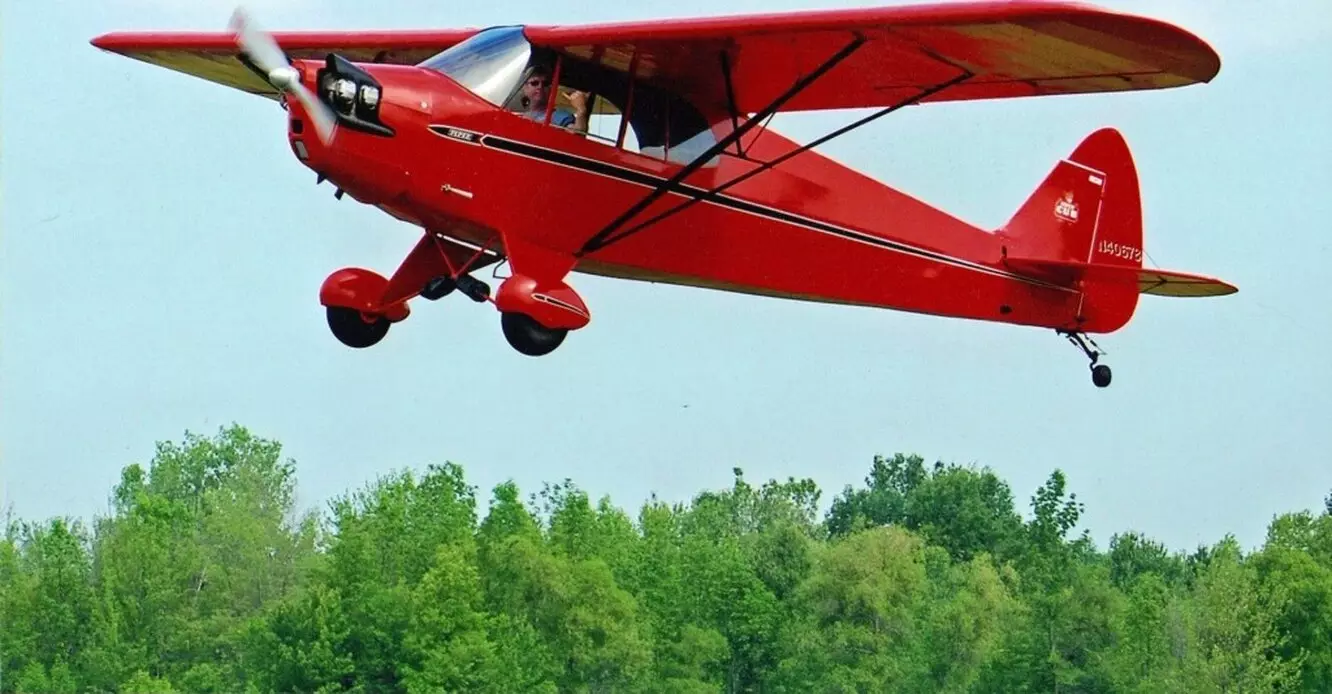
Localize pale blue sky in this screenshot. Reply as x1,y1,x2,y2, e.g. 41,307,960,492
3,0,1329,553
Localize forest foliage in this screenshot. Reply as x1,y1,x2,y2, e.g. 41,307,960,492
3,424,1330,693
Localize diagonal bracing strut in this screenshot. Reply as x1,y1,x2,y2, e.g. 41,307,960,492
579,69,973,254
576,35,867,257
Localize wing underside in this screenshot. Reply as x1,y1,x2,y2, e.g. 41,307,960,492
90,29,478,98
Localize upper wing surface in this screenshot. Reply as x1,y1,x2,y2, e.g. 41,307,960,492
91,1,1219,111
523,1,1220,112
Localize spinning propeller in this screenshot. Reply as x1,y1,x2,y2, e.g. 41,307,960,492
229,7,337,144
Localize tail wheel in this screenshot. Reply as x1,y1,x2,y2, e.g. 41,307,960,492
327,306,390,348
501,311,566,356
1059,329,1113,389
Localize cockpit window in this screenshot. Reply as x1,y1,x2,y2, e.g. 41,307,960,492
417,26,532,107
420,26,721,168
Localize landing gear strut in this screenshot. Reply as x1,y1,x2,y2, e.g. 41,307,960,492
1059,329,1112,388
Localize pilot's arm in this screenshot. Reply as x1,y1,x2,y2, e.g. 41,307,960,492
567,91,590,133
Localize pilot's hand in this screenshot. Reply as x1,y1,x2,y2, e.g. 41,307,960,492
568,90,589,114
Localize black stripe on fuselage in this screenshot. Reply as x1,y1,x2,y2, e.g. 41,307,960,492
467,131,1073,293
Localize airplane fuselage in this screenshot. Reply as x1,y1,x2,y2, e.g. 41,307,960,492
291,59,1091,337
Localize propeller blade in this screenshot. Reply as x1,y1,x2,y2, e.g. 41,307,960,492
228,6,338,145
290,83,338,145
228,8,287,75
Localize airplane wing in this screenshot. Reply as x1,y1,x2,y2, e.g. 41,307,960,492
524,0,1221,113
90,28,479,99
91,2,1218,112
1002,257,1238,297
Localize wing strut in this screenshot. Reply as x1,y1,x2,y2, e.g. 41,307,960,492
578,69,973,254
576,35,866,257
720,51,744,158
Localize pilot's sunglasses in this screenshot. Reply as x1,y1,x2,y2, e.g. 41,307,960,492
527,78,548,87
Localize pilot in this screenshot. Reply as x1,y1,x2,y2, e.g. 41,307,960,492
518,65,589,132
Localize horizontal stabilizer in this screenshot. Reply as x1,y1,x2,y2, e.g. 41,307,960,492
1003,257,1237,297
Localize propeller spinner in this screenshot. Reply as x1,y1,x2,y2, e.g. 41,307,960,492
229,7,337,145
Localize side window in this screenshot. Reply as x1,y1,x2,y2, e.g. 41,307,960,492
552,52,717,167
558,90,640,154
548,57,638,152
628,84,718,167
582,94,640,153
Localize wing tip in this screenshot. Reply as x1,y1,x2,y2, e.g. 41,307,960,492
1010,1,1222,86
89,33,116,51
1093,5,1223,85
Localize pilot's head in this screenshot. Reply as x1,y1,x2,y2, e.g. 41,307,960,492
522,66,553,109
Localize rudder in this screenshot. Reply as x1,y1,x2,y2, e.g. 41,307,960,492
998,128,1143,333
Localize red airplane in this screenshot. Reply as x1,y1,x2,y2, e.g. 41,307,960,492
91,1,1236,388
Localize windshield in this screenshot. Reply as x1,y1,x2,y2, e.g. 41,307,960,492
417,26,532,107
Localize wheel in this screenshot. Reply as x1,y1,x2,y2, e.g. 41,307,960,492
501,311,567,356
1091,363,1112,388
326,306,390,348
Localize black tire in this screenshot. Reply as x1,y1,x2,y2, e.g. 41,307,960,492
1091,364,1112,388
327,306,390,348
501,311,567,356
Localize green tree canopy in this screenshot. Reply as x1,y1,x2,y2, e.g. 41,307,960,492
1,425,1325,693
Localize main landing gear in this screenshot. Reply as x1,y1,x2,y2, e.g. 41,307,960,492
317,232,589,357
1059,329,1112,388
423,272,569,355
321,266,576,356
422,274,567,355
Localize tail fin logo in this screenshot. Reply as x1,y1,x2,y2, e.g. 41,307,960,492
1054,191,1080,223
